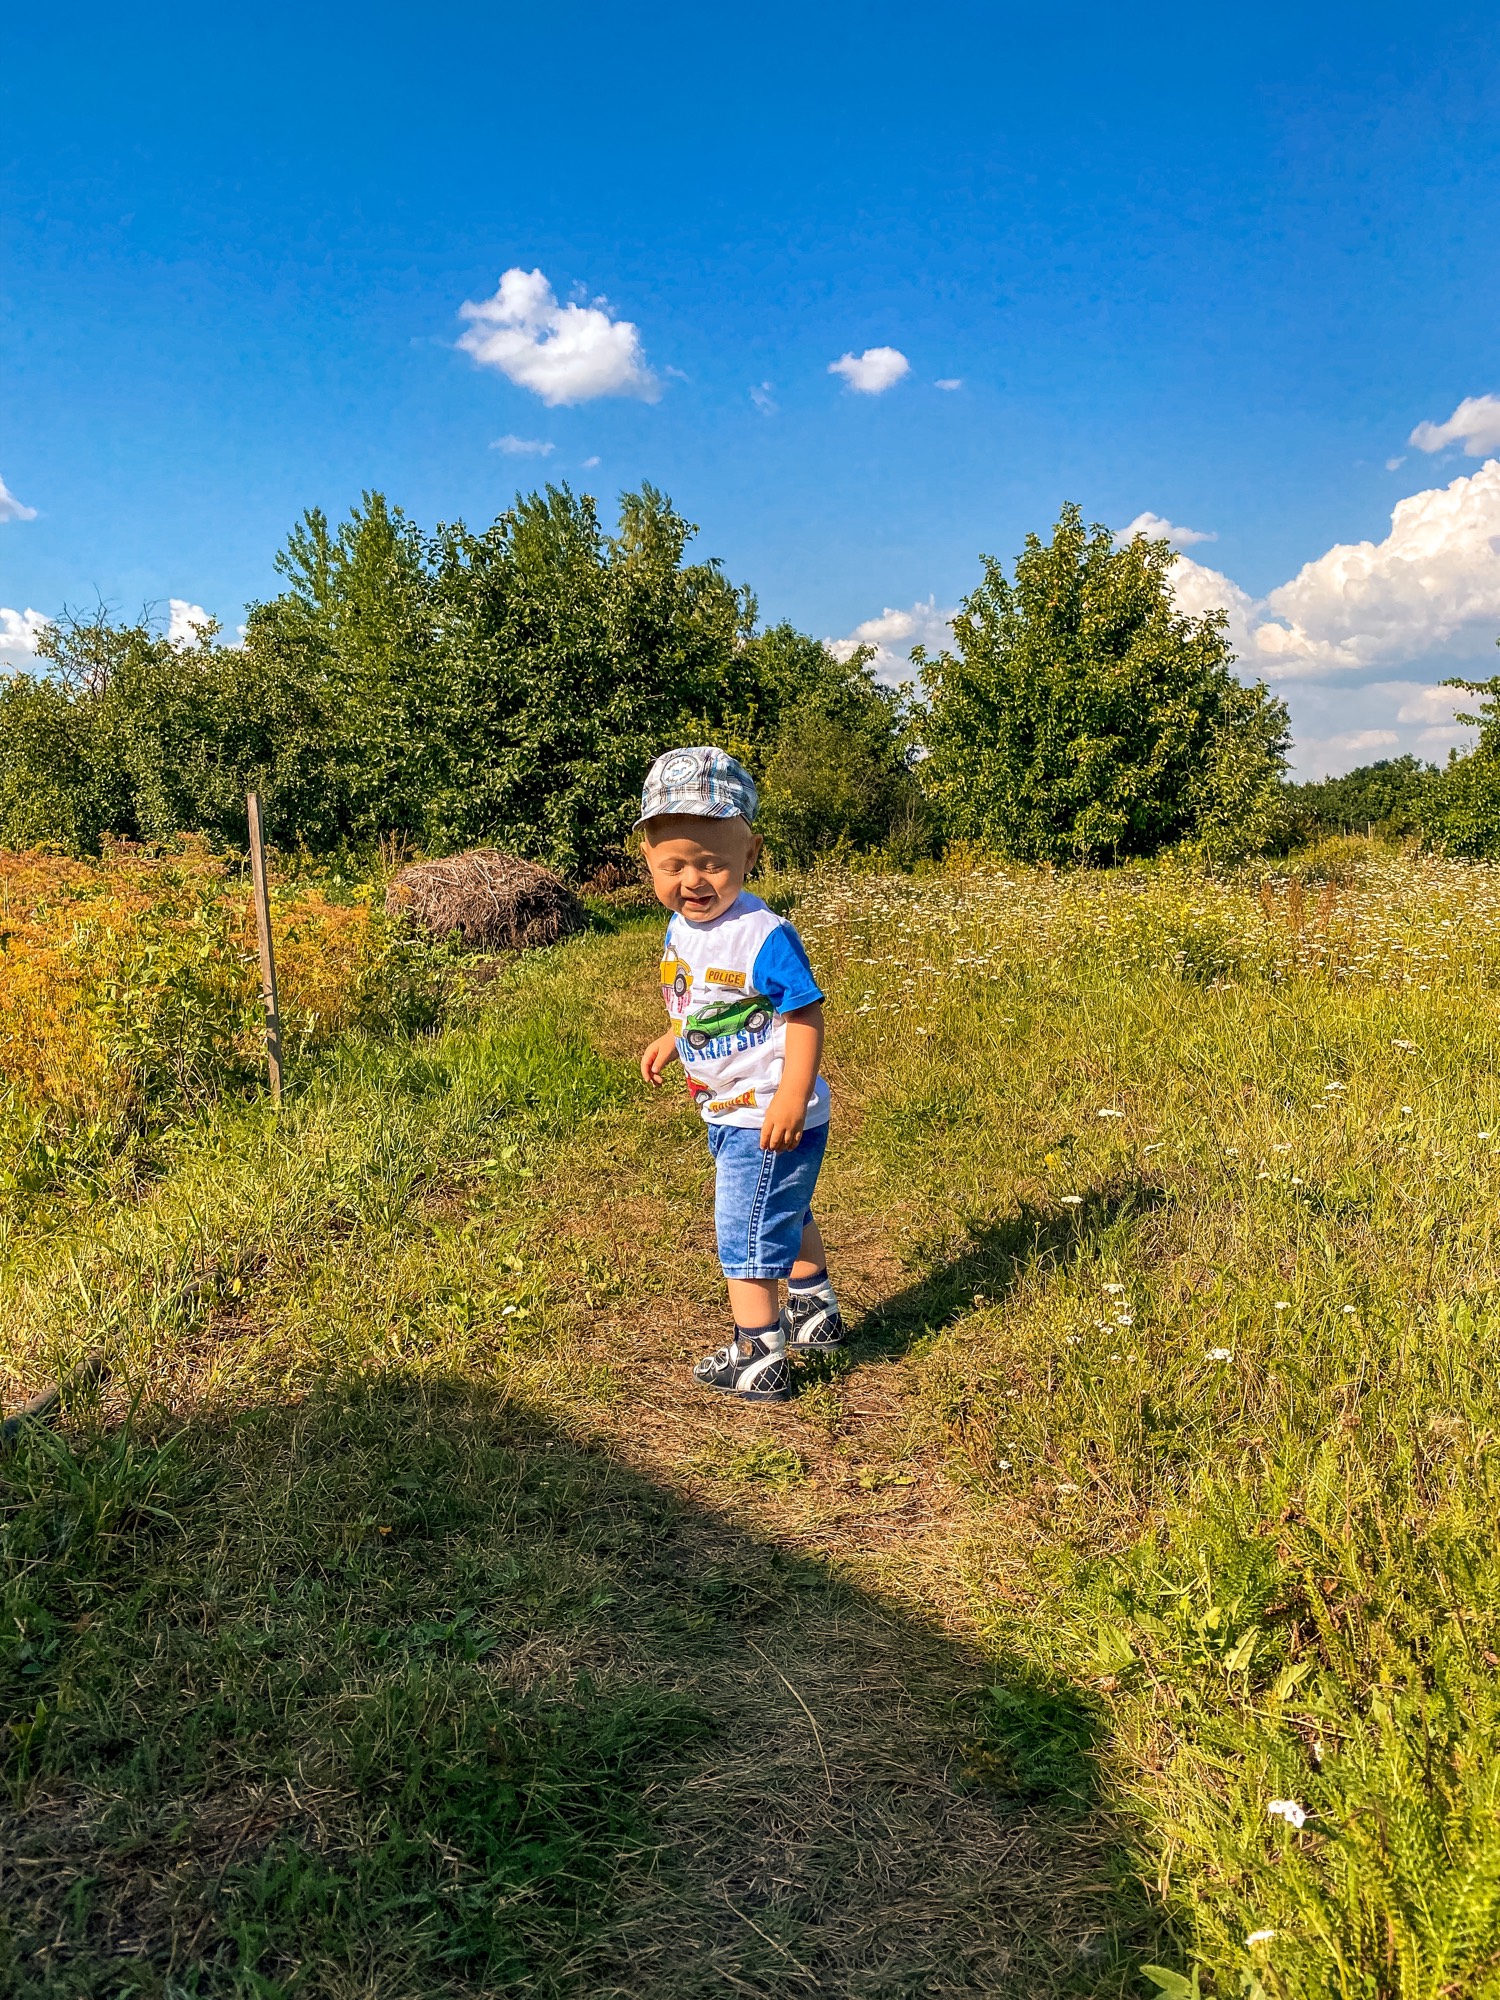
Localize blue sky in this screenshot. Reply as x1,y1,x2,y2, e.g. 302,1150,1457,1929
4,0,1500,773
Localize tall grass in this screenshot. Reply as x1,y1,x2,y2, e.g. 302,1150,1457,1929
797,849,1500,1997
0,844,453,1194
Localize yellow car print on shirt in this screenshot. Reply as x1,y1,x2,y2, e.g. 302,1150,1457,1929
660,953,692,1014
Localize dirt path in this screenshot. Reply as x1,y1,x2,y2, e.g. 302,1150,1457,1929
490,1088,1149,1997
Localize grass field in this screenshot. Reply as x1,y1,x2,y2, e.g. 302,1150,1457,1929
4,844,1500,1997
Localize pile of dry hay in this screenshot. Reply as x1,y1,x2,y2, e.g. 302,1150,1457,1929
385,849,586,951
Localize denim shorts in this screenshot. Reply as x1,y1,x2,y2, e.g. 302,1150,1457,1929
709,1121,829,1281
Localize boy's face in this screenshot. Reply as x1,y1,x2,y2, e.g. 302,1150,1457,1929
642,814,763,923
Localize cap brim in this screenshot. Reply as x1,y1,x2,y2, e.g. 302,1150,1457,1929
633,802,747,829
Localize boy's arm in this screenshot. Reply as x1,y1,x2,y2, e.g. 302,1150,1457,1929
760,1002,823,1152
641,1030,680,1085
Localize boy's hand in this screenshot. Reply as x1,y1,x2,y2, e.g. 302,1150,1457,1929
640,1031,680,1086
760,1086,806,1152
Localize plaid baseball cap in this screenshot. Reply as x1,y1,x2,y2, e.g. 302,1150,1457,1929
634,745,758,829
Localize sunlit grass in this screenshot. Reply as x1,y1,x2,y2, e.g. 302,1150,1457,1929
805,847,1500,1998
4,842,1500,1995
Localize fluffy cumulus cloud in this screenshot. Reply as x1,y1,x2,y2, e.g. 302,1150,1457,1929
1395,682,1470,727
829,346,910,395
0,606,50,666
1410,393,1500,458
457,269,659,408
1168,551,1263,661
827,597,955,683
1278,681,1471,779
1128,460,1500,775
1209,462,1500,676
0,473,37,524
491,434,555,456
168,599,212,646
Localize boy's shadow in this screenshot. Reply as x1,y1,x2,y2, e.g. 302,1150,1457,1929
848,1180,1169,1358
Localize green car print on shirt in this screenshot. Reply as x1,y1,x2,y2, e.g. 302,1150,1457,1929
682,995,773,1052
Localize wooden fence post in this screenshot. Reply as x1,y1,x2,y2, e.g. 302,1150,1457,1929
246,792,284,1103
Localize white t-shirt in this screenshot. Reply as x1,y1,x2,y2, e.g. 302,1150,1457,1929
661,893,830,1129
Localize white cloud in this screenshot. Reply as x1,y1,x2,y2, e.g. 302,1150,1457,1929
934,378,963,392
491,434,555,456
1168,552,1261,660
1119,511,1217,549
1163,461,1500,679
1386,456,1406,472
0,606,50,665
750,381,777,415
828,596,955,683
829,346,910,395
1410,393,1500,457
581,455,601,469
0,474,37,523
168,599,212,646
457,268,659,408
1328,728,1399,756
1252,461,1500,673
1280,679,1471,778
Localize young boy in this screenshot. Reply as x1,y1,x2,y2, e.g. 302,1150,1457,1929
637,745,842,1401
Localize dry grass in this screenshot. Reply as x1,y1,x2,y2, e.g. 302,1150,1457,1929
0,843,438,1189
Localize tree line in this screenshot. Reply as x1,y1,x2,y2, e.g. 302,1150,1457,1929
4,484,1496,871
1280,698,1500,857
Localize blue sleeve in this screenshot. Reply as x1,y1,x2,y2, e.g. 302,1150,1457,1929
751,923,824,1015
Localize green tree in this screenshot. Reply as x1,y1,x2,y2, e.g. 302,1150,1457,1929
1,486,932,869
0,612,152,852
0,671,108,851
0,600,349,857
1419,661,1500,858
918,505,1290,863
415,485,749,872
239,492,436,849
741,627,929,865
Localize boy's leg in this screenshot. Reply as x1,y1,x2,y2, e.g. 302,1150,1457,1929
726,1276,780,1327
693,1127,793,1402
791,1215,827,1282
782,1207,843,1351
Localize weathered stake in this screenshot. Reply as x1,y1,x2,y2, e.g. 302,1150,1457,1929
246,791,284,1103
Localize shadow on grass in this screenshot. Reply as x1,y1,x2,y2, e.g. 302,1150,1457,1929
850,1180,1169,1359
0,1374,1166,1999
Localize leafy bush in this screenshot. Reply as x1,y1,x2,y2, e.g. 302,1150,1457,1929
752,629,930,865
1420,669,1500,859
757,710,921,864
918,504,1290,864
0,653,129,854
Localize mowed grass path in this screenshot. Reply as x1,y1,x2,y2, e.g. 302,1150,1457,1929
5,850,1500,1997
